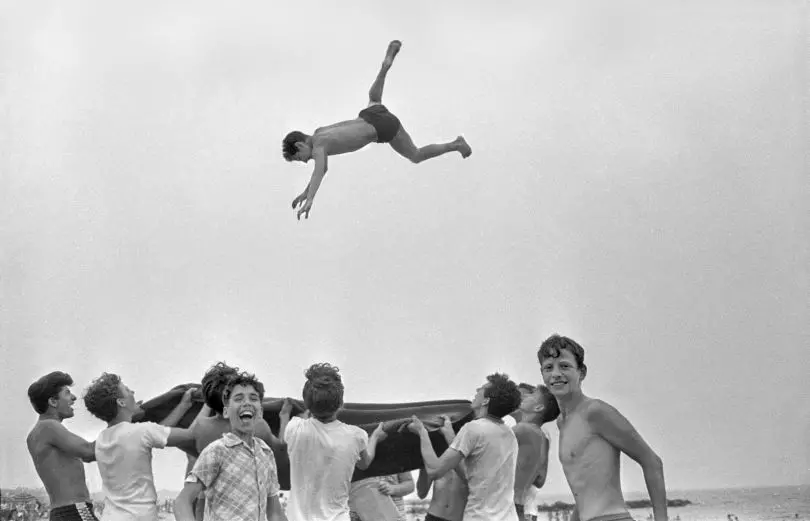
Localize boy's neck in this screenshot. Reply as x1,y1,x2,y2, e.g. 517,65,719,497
39,410,63,423
108,413,133,427
557,391,587,419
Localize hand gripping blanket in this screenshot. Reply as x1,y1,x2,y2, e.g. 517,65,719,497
134,384,474,490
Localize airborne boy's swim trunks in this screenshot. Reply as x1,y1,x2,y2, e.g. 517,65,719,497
358,104,402,143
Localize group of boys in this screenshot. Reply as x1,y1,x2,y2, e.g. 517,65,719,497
25,335,667,521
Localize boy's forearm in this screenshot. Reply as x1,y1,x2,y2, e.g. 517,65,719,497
278,416,290,443
305,171,325,201
643,459,667,521
366,433,382,462
161,401,192,427
174,496,195,521
418,430,441,476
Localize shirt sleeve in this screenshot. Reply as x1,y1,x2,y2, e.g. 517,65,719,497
186,443,221,489
143,422,171,449
449,422,478,457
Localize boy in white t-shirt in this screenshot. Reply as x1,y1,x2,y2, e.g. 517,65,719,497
279,363,387,521
84,373,195,521
408,373,523,521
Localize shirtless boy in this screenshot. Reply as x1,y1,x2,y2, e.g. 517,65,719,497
26,371,98,521
510,383,559,521
537,335,667,521
282,40,472,220
408,373,522,521
415,415,468,521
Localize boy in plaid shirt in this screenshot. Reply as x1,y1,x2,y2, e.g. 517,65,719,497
174,372,286,521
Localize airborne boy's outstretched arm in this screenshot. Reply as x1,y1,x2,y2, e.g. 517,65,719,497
292,147,328,220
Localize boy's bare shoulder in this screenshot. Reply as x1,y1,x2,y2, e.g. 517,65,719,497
583,398,627,427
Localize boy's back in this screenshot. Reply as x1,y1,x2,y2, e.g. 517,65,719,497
285,416,369,521
95,421,170,520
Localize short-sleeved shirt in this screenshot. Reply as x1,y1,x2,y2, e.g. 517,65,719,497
95,422,170,521
450,418,519,521
285,416,369,521
186,432,280,521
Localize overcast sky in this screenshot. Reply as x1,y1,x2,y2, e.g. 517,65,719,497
1,0,808,499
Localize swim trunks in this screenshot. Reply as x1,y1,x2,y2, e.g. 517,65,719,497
515,503,526,521
587,513,634,521
425,513,453,521
358,104,401,143
49,502,98,521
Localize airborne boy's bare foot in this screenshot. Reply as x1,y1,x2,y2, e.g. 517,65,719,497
383,40,402,69
455,136,472,158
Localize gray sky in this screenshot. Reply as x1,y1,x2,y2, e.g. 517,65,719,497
2,0,808,498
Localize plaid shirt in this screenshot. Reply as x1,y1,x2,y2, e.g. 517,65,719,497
187,432,280,521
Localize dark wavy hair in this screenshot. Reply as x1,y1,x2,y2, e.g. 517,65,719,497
222,371,265,405
201,362,240,414
302,363,344,419
28,371,74,414
84,373,123,423
484,373,522,418
537,334,587,374
282,131,308,161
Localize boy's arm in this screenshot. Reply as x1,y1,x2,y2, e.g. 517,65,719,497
416,468,432,499
357,423,388,470
278,399,293,443
588,400,667,521
408,416,463,480
379,471,415,497
297,148,328,220
174,481,203,521
45,421,96,462
514,424,541,493
160,388,195,427
532,433,550,488
166,427,196,449
255,419,286,452
266,495,288,521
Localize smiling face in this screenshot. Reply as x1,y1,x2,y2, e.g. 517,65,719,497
223,384,262,435
540,348,585,397
50,386,77,419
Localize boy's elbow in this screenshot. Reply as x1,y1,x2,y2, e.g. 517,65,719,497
643,453,663,472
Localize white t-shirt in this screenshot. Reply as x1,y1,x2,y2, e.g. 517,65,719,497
285,416,369,521
95,422,170,521
450,417,519,521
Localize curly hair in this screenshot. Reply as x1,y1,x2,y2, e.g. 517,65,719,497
222,371,265,406
201,362,240,414
282,131,308,161
537,334,587,373
484,373,521,419
84,373,123,423
302,363,344,419
28,371,74,414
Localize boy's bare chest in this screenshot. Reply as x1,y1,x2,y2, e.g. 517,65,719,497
558,416,594,465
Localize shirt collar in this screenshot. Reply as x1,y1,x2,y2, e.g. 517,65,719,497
222,432,272,452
